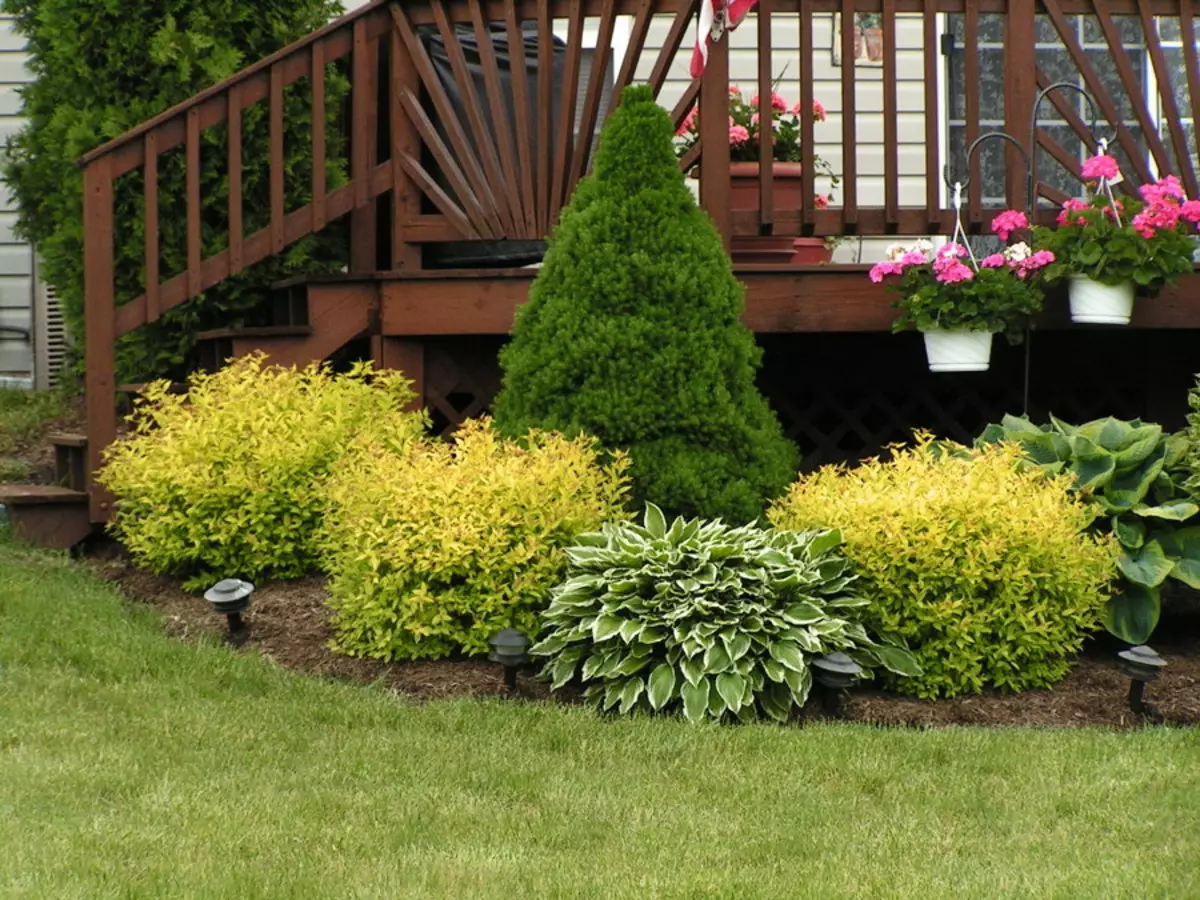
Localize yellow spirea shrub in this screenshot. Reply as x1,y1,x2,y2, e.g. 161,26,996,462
319,418,631,661
767,437,1117,698
97,354,426,589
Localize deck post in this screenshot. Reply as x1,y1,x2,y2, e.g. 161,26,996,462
699,37,731,250
1004,0,1037,213
350,20,380,273
82,157,117,521
372,336,425,410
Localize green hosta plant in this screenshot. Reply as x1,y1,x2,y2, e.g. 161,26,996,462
530,504,920,723
977,413,1197,643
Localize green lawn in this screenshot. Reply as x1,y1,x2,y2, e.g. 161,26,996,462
1,540,1197,899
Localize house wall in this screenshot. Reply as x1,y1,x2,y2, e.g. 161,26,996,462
0,14,33,383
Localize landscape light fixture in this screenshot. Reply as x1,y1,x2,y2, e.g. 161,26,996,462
204,578,254,647
488,628,530,693
1116,644,1167,717
812,651,863,718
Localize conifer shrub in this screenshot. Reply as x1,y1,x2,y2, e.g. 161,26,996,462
97,354,424,589
319,419,631,661
2,0,349,380
492,84,797,523
768,437,1117,698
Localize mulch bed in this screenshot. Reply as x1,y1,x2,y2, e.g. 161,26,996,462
86,549,1200,729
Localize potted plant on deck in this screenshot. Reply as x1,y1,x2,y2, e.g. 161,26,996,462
676,84,838,264
870,211,1053,372
1032,153,1200,325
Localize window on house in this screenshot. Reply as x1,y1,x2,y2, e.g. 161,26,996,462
943,13,1158,209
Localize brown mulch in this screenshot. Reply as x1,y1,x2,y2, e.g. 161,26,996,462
87,548,1200,728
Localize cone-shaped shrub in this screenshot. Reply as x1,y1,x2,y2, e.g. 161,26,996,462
492,85,797,523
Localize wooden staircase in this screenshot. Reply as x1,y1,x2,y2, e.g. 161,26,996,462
0,432,92,550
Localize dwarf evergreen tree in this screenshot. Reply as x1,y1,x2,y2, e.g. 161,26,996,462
493,85,797,523
2,0,347,380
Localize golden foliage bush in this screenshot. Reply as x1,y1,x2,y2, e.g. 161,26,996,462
97,354,425,589
320,418,631,661
768,437,1117,698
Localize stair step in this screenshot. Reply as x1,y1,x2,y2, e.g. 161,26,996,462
117,382,187,395
47,431,87,449
196,325,313,341
0,485,89,505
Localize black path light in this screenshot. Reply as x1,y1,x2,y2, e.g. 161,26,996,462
1116,645,1168,717
488,628,530,693
812,651,863,718
204,578,254,647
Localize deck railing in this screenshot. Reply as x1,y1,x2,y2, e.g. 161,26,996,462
79,0,1200,517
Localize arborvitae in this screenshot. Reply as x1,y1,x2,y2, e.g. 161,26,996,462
493,85,797,523
2,0,348,381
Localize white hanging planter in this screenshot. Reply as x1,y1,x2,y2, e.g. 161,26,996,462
921,329,993,373
1068,275,1135,325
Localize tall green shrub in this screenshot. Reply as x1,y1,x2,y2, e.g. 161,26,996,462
2,0,349,381
492,84,797,523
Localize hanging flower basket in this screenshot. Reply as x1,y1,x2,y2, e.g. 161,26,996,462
1067,275,1135,325
1032,151,1200,326
922,329,993,373
870,211,1052,374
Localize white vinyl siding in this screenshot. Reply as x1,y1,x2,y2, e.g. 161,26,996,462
0,14,33,381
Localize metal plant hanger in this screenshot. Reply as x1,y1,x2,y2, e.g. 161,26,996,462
943,82,1118,416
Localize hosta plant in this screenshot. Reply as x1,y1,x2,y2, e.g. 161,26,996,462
530,504,919,723
977,413,1197,644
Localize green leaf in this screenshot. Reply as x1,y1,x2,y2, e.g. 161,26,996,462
1104,445,1168,510
782,602,823,625
715,672,747,713
1067,439,1116,491
646,663,676,711
806,529,843,558
1162,525,1200,589
761,657,786,683
874,645,923,677
1133,500,1199,521
769,642,806,673
618,677,645,714
592,614,623,643
550,654,578,689
1117,540,1174,588
1105,583,1161,644
704,643,731,674
1000,413,1041,434
782,665,813,705
643,503,667,539
1113,516,1145,550
679,655,705,687
722,631,751,662
1113,432,1163,471
1011,430,1071,466
618,619,644,643
1165,433,1189,468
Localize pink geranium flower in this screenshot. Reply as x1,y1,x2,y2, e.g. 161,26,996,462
1057,198,1089,226
935,261,975,284
790,100,828,121
1181,199,1200,223
981,253,1006,268
814,194,830,209
1080,154,1120,181
1141,175,1186,205
991,210,1028,241
900,251,929,267
677,110,696,136
751,92,788,112
729,125,750,145
869,260,905,283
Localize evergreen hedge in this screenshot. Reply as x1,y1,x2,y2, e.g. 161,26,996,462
2,0,349,381
493,85,797,523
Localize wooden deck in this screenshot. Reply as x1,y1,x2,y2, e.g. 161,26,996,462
53,0,1200,531
297,265,1200,336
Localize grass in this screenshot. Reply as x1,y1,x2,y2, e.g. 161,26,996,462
0,387,69,482
1,539,1197,899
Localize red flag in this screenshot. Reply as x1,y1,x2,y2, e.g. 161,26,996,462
690,0,759,78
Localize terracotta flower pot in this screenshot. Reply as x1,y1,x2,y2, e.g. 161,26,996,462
727,162,832,265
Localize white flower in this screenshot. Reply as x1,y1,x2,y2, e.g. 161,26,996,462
885,243,909,262
1004,242,1032,263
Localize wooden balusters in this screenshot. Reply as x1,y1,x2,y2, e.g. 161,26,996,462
312,42,327,233
881,0,898,230
922,0,940,231
186,108,202,298
270,63,286,254
963,4,981,225
700,36,731,249
228,84,244,276
839,0,857,231
144,131,159,323
799,0,814,233
758,0,775,231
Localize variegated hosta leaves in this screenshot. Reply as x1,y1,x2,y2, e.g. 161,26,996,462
531,504,919,723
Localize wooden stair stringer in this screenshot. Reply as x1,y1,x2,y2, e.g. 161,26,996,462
231,282,378,369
